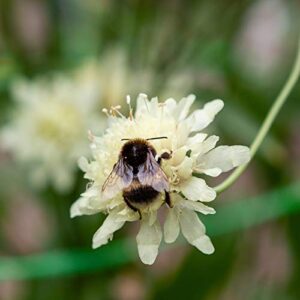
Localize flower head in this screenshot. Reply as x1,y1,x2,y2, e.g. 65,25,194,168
75,48,194,107
71,93,250,264
1,74,102,191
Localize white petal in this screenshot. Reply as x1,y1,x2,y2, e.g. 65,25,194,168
70,186,115,218
70,196,101,218
187,133,207,146
176,156,193,179
193,235,215,254
135,93,150,117
198,145,251,173
148,97,159,115
116,207,139,222
179,208,205,235
194,135,219,157
180,177,216,202
164,207,180,243
81,186,99,198
174,94,195,122
179,209,214,254
201,168,222,177
78,156,89,172
164,98,177,114
135,94,160,117
92,213,126,248
176,122,191,147
170,147,188,166
136,217,162,265
179,199,216,215
148,210,158,226
70,197,87,218
187,99,224,132
135,93,148,111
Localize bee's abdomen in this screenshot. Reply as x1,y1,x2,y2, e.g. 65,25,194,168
123,185,159,204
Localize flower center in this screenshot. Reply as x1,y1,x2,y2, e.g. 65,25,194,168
35,103,84,147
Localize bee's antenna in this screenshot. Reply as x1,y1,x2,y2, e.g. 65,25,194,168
121,136,168,141
146,136,168,141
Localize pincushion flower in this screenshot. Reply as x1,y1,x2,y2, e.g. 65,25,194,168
71,93,250,264
74,48,194,107
1,74,102,192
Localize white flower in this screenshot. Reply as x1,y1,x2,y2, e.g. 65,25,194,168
1,73,103,192
1,46,195,194
70,93,250,264
75,48,194,107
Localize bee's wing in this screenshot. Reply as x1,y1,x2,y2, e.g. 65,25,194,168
137,151,169,192
101,158,133,200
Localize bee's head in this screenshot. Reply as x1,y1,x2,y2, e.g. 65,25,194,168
121,139,150,167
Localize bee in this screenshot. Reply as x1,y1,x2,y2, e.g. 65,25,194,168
101,137,172,218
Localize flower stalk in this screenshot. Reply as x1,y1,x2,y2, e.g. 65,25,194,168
215,37,300,194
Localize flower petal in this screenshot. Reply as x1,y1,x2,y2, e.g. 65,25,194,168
78,156,89,172
164,207,180,243
136,217,162,265
116,206,139,222
81,186,99,198
136,94,160,117
164,98,177,114
194,235,215,254
70,186,120,218
180,177,216,202
179,209,214,254
70,195,101,218
174,94,195,122
92,212,126,248
186,99,224,132
179,199,216,215
176,122,191,147
170,146,188,166
70,196,90,218
187,133,207,146
197,145,250,173
200,168,222,177
176,156,193,179
193,135,219,157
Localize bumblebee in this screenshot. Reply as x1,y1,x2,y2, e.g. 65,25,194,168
102,137,171,218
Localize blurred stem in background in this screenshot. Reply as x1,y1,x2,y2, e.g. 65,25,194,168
215,35,300,194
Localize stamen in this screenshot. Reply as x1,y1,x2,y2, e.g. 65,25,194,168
126,95,131,105
126,95,134,120
171,173,180,185
102,108,110,117
109,108,115,116
158,102,166,108
111,105,125,118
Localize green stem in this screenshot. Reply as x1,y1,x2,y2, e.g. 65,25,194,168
215,37,300,194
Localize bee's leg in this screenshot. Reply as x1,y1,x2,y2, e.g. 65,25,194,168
157,151,173,164
124,196,142,219
165,191,173,207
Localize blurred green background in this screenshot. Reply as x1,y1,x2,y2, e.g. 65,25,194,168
0,0,300,299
